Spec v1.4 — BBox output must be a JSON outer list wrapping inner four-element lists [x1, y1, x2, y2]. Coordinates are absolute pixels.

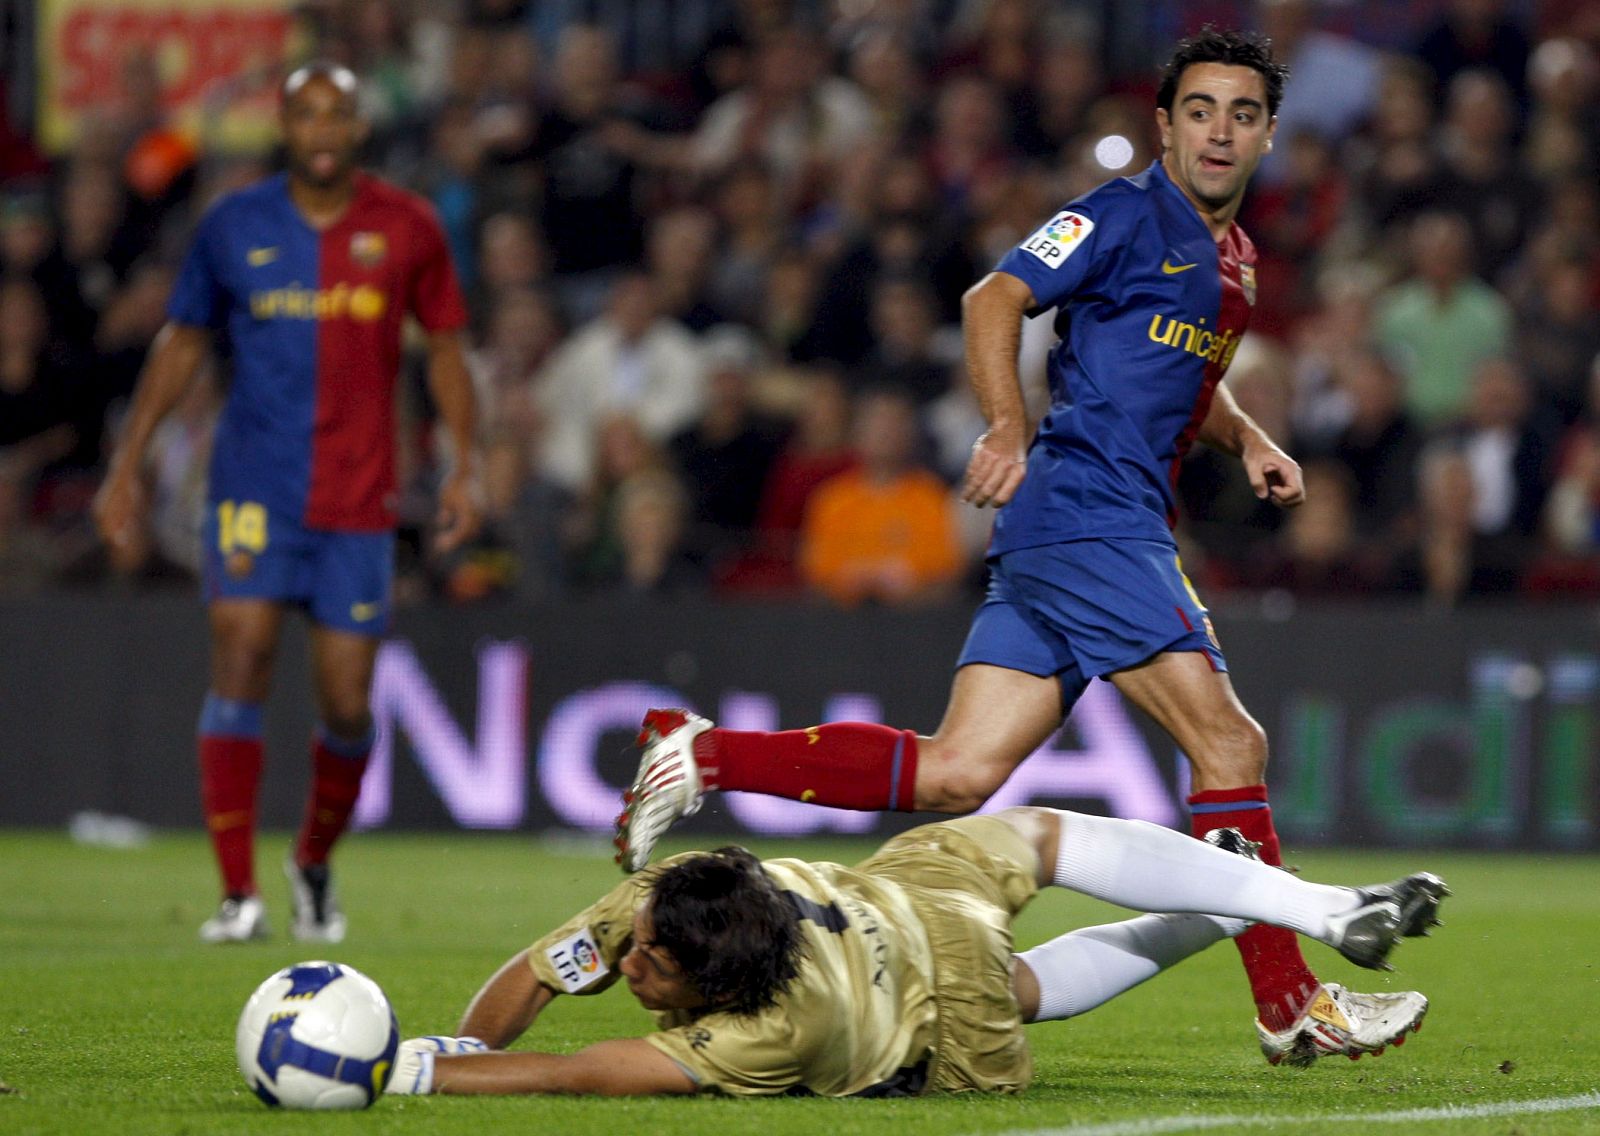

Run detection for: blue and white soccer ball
[[236, 960, 399, 1109]]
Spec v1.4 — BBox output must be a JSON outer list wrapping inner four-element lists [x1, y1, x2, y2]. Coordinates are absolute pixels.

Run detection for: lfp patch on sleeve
[[1020, 210, 1095, 268], [546, 927, 610, 992]]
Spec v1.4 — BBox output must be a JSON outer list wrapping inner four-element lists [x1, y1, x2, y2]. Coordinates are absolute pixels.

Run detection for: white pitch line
[[983, 1091, 1600, 1136]]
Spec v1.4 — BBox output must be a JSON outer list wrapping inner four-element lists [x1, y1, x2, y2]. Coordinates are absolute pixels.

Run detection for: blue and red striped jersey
[[989, 160, 1257, 555], [168, 172, 467, 531]]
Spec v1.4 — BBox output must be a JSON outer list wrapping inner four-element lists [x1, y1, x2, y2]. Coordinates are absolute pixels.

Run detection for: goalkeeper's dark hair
[[1157, 27, 1289, 117], [647, 847, 804, 1017]]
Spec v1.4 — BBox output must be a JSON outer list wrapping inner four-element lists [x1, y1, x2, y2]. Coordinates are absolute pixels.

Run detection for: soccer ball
[[236, 960, 399, 1109]]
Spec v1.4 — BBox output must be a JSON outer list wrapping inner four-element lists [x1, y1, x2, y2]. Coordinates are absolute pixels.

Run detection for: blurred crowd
[[1, 0, 1599, 610]]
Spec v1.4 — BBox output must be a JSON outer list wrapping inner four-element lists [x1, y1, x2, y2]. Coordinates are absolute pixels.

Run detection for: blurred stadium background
[[1, 0, 1599, 851]]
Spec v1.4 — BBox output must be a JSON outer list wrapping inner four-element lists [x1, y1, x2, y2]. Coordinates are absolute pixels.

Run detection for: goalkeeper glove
[[386, 1036, 489, 1095]]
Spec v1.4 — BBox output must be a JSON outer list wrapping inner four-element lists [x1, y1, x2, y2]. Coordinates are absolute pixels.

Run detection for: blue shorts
[[957, 538, 1226, 710], [201, 498, 394, 636]]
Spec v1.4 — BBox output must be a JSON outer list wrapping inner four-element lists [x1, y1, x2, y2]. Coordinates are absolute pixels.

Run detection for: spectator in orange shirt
[[799, 386, 964, 607]]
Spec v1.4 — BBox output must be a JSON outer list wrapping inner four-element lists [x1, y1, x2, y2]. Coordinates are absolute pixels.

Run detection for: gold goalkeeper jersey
[[525, 853, 939, 1097]]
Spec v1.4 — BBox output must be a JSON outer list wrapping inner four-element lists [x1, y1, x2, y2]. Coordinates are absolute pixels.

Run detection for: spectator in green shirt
[[1375, 211, 1512, 426]]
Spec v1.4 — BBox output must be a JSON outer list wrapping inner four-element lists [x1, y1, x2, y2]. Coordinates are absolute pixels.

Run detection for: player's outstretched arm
[[430, 1038, 696, 1096], [423, 329, 482, 552], [960, 271, 1037, 508], [457, 948, 555, 1048], [1197, 380, 1304, 508], [93, 322, 211, 549]]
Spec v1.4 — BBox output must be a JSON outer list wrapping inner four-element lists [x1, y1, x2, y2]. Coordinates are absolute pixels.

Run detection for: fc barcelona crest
[[351, 231, 387, 267], [1239, 262, 1257, 307]]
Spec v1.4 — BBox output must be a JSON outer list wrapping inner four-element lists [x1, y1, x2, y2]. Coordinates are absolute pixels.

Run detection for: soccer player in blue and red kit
[[616, 29, 1434, 1066], [95, 63, 480, 944]]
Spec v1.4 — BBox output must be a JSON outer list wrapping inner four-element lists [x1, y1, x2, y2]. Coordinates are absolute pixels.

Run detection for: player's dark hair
[[647, 847, 804, 1017], [1157, 27, 1289, 117]]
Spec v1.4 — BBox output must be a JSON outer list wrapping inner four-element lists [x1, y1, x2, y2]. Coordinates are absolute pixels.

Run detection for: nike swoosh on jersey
[[247, 247, 280, 267], [1161, 258, 1198, 274]]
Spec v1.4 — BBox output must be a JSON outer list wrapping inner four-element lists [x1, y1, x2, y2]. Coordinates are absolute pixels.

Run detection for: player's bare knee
[[1190, 713, 1268, 786], [211, 641, 276, 698], [922, 766, 1008, 813], [918, 736, 1019, 813], [991, 807, 1059, 882], [320, 702, 373, 741]]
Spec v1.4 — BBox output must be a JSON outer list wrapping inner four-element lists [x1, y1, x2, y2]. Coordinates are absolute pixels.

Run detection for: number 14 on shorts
[[218, 500, 269, 554]]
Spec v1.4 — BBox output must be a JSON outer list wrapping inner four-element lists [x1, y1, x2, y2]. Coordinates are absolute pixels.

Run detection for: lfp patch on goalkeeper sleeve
[[546, 928, 610, 992]]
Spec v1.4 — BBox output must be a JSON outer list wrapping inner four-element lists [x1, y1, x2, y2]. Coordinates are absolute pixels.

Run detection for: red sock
[[294, 731, 372, 868], [700, 723, 919, 811], [199, 735, 264, 898], [1189, 785, 1321, 1031]]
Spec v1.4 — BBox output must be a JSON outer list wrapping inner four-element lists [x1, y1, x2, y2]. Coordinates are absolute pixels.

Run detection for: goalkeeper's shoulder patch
[[546, 926, 610, 992]]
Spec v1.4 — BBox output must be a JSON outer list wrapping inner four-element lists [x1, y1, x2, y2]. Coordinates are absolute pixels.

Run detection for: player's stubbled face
[[620, 905, 708, 1012], [1158, 62, 1276, 213], [281, 77, 364, 188]]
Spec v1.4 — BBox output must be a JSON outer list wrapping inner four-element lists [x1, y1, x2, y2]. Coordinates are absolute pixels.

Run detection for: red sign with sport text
[[37, 0, 300, 153]]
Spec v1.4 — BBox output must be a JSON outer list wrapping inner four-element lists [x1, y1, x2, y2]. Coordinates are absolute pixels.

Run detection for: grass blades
[[1, 830, 1596, 1136]]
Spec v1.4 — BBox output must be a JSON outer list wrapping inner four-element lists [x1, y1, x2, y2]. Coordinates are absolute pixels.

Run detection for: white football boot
[[614, 708, 711, 873], [198, 894, 269, 943], [1202, 829, 1441, 1066], [1257, 983, 1429, 1067], [285, 859, 348, 944]]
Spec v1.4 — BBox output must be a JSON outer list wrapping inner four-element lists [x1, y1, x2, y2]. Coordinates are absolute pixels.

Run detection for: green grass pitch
[[1, 829, 1596, 1136]]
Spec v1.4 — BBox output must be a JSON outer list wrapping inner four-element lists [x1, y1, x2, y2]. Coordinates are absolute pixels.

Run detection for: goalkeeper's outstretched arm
[[394, 947, 694, 1097], [430, 1040, 695, 1096], [457, 949, 552, 1048]]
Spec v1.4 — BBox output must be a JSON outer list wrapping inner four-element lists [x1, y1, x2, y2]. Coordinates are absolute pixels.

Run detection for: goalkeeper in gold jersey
[[387, 808, 1447, 1097]]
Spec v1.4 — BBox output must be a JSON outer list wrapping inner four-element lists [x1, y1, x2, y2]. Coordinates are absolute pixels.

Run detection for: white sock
[[1020, 912, 1245, 1022], [1050, 810, 1355, 944]]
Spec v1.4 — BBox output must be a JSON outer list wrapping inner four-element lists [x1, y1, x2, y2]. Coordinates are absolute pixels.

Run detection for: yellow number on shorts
[[217, 500, 268, 554], [1175, 553, 1204, 608]]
